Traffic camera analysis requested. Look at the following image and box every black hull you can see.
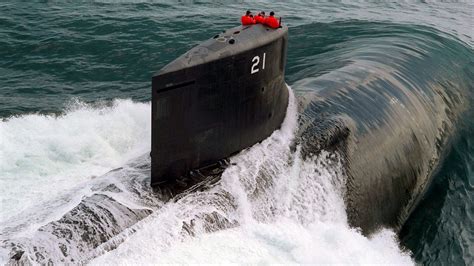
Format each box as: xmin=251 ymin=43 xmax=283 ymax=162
xmin=151 ymin=24 xmax=289 ymax=186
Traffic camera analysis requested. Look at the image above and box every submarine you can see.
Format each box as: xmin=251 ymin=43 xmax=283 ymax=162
xmin=151 ymin=23 xmax=289 ymax=186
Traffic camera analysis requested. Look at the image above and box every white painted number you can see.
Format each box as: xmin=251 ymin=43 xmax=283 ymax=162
xmin=251 ymin=56 xmax=260 ymax=74
xmin=250 ymin=52 xmax=266 ymax=74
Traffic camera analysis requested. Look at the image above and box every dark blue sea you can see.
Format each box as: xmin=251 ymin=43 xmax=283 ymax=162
xmin=0 ymin=1 xmax=472 ymax=264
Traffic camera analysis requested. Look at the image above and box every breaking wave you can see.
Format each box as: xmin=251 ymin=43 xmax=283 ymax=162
xmin=0 ymin=99 xmax=150 ymax=223
xmin=0 ymin=89 xmax=414 ymax=264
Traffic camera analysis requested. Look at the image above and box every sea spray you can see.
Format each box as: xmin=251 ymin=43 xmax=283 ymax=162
xmin=91 ymin=152 xmax=413 ymax=264
xmin=91 ymin=89 xmax=413 ymax=264
xmin=0 ymin=99 xmax=150 ymax=223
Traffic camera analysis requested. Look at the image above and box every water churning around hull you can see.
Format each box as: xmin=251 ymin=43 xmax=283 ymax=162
xmin=289 ymin=21 xmax=473 ymax=234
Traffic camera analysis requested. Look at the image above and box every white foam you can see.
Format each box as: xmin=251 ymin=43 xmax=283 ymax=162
xmin=1 ymin=88 xmax=413 ymax=264
xmin=0 ymin=99 xmax=150 ymax=223
xmin=103 ymin=220 xmax=411 ymax=265
xmin=91 ymin=88 xmax=413 ymax=265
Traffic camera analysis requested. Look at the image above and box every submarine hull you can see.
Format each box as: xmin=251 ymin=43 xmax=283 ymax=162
xmin=152 ymin=24 xmax=289 ymax=186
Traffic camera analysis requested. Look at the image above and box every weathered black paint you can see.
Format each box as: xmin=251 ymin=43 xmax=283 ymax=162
xmin=151 ymin=24 xmax=289 ymax=186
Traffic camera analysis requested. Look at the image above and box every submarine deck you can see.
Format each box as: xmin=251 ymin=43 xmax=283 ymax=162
xmin=156 ymin=24 xmax=288 ymax=79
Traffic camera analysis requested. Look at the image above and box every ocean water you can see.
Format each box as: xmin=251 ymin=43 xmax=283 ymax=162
xmin=0 ymin=1 xmax=473 ymax=265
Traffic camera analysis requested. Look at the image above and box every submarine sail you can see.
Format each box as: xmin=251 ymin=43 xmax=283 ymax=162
xmin=151 ymin=23 xmax=289 ymax=186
